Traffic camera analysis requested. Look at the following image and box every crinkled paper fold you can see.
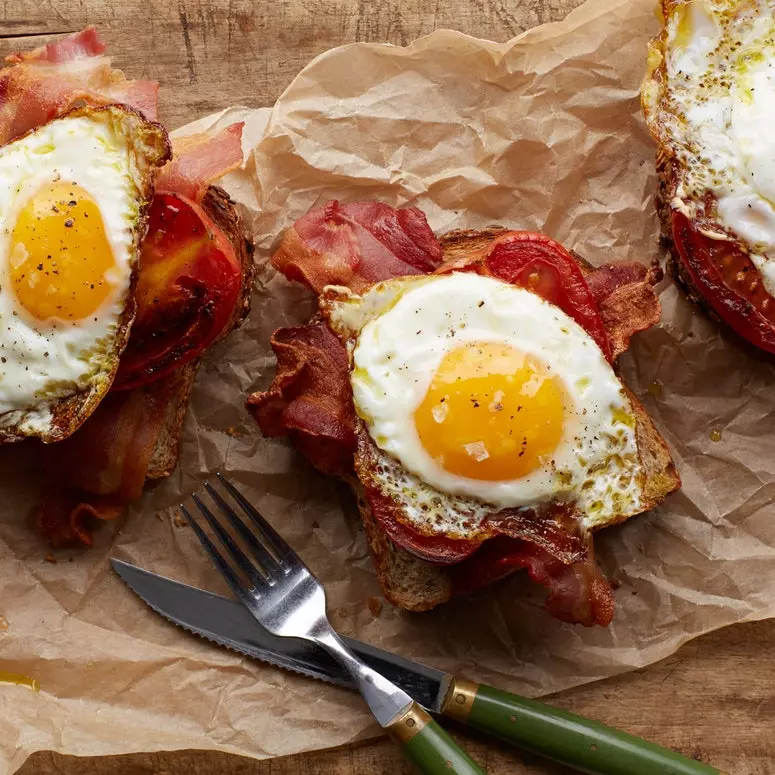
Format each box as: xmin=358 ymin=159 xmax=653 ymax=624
xmin=2 ymin=0 xmax=774 ymax=771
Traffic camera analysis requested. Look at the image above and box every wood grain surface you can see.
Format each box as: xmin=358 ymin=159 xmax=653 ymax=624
xmin=2 ymin=1 xmax=773 ymax=773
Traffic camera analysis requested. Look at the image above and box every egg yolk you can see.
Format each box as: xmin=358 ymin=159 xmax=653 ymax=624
xmin=9 ymin=181 xmax=116 ymax=322
xmin=414 ymin=341 xmax=565 ymax=481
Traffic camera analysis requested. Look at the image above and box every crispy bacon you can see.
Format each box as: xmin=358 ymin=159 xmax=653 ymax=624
xmin=0 ymin=27 xmax=158 ymax=144
xmin=247 ymin=322 xmax=356 ymax=477
xmin=34 ymin=490 xmax=124 ymax=548
xmin=5 ymin=28 xmax=105 ymax=64
xmin=1 ymin=29 xmax=247 ymax=200
xmin=272 ymin=201 xmax=443 ymax=294
xmin=452 ymin=537 xmax=614 ymax=627
xmin=158 ymin=122 xmax=245 ymax=202
xmin=35 ymin=371 xmax=180 ymax=547
xmin=353 ymin=425 xmax=589 ymax=566
xmin=45 ymin=386 xmax=171 ymax=501
xmin=585 ymin=260 xmax=663 ymax=359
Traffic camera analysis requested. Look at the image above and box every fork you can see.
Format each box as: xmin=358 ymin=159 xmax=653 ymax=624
xmin=181 ymin=473 xmax=487 ymax=775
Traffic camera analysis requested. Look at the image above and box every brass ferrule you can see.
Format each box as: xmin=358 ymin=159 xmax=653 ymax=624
xmin=387 ymin=702 xmax=431 ymax=743
xmin=440 ymin=677 xmax=479 ymax=722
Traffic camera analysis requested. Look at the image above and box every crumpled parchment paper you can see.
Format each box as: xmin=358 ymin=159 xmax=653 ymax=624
xmin=2 ymin=0 xmax=774 ymax=771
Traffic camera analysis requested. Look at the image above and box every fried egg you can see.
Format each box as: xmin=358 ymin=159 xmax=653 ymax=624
xmin=321 ymin=272 xmax=645 ymax=534
xmin=0 ymin=106 xmax=170 ymax=442
xmin=655 ymin=0 xmax=775 ymax=293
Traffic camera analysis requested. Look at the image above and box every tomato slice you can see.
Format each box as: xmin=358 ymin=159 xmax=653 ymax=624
xmin=482 ymin=233 xmax=613 ymax=361
xmin=114 ymin=192 xmax=243 ymax=390
xmin=671 ymin=210 xmax=775 ymax=353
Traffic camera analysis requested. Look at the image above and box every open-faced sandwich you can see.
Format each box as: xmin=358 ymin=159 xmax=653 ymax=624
xmin=0 ymin=29 xmax=255 ymax=544
xmin=247 ymin=201 xmax=681 ymax=626
xmin=643 ymin=0 xmax=775 ymax=353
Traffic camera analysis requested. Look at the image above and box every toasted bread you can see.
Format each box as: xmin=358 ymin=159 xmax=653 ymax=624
xmin=351 ymin=228 xmax=680 ymax=612
xmin=145 ymin=184 xmax=255 ymax=482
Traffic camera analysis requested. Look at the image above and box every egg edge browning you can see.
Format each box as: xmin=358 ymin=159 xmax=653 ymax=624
xmin=320 ymin=275 xmax=655 ymax=540
xmin=0 ymin=105 xmax=171 ymax=444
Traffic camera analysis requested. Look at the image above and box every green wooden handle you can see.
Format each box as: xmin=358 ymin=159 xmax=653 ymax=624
xmin=443 ymin=681 xmax=725 ymax=775
xmin=389 ymin=702 xmax=487 ymax=774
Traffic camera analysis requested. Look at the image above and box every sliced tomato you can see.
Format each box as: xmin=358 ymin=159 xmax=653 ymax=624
xmin=481 ymin=232 xmax=613 ymax=361
xmin=114 ymin=192 xmax=243 ymax=390
xmin=671 ymin=211 xmax=775 ymax=353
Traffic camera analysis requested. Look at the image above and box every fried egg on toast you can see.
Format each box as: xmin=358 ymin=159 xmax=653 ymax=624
xmin=0 ymin=105 xmax=169 ymax=443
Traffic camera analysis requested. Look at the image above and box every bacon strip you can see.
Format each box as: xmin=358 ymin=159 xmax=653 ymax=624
xmin=34 ymin=491 xmax=124 ymax=548
xmin=35 ymin=372 xmax=179 ymax=547
xmin=353 ymin=423 xmax=590 ymax=566
xmin=0 ymin=27 xmax=158 ymax=144
xmin=158 ymin=122 xmax=245 ymax=202
xmin=247 ymin=322 xmax=356 ymax=477
xmin=272 ymin=201 xmax=443 ymax=294
xmin=452 ymin=537 xmax=614 ymax=627
xmin=1 ymin=30 xmax=247 ymax=203
xmin=5 ymin=28 xmax=105 ymax=64
xmin=585 ymin=260 xmax=663 ymax=359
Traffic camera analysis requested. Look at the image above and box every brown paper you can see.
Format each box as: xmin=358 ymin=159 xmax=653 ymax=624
xmin=2 ymin=0 xmax=775 ymax=771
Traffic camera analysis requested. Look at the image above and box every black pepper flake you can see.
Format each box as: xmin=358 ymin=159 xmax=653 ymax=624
xmin=36 ymin=263 xmax=43 ymax=271
xmin=64 ymin=219 xmax=74 ymax=228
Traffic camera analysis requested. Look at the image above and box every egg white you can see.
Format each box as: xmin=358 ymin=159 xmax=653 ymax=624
xmin=663 ymin=0 xmax=775 ymax=293
xmin=0 ymin=113 xmax=148 ymax=434
xmin=323 ymin=273 xmax=644 ymax=532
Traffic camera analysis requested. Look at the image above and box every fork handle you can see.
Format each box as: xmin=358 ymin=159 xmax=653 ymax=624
xmin=387 ymin=702 xmax=487 ymax=774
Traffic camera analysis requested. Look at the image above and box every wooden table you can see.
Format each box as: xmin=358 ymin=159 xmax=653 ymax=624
xmin=3 ymin=1 xmax=773 ymax=773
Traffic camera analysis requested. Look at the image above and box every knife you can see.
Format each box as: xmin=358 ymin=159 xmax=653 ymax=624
xmin=112 ymin=559 xmax=725 ymax=775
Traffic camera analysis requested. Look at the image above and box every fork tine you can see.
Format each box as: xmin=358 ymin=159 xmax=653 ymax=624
xmin=190 ymin=491 xmax=273 ymax=589
xmin=216 ymin=473 xmax=293 ymax=569
xmin=179 ymin=503 xmax=249 ymax=603
xmin=204 ymin=481 xmax=282 ymax=577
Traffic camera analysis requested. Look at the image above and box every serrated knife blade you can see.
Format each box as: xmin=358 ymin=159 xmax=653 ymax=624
xmin=111 ymin=559 xmax=452 ymax=713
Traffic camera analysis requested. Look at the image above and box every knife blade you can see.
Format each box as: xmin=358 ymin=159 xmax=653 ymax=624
xmin=111 ymin=559 xmax=452 ymax=713
xmin=112 ymin=557 xmax=727 ymax=775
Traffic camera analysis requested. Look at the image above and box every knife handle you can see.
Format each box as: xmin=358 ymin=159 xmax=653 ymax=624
xmin=442 ymin=679 xmax=726 ymax=775
xmin=388 ymin=701 xmax=487 ymax=774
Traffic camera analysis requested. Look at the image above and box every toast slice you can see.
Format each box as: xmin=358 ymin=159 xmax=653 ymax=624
xmin=354 ymin=228 xmax=680 ymax=612
xmin=145 ymin=184 xmax=255 ymax=482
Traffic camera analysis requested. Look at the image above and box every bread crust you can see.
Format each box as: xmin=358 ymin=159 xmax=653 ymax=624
xmin=352 ymin=228 xmax=680 ymax=611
